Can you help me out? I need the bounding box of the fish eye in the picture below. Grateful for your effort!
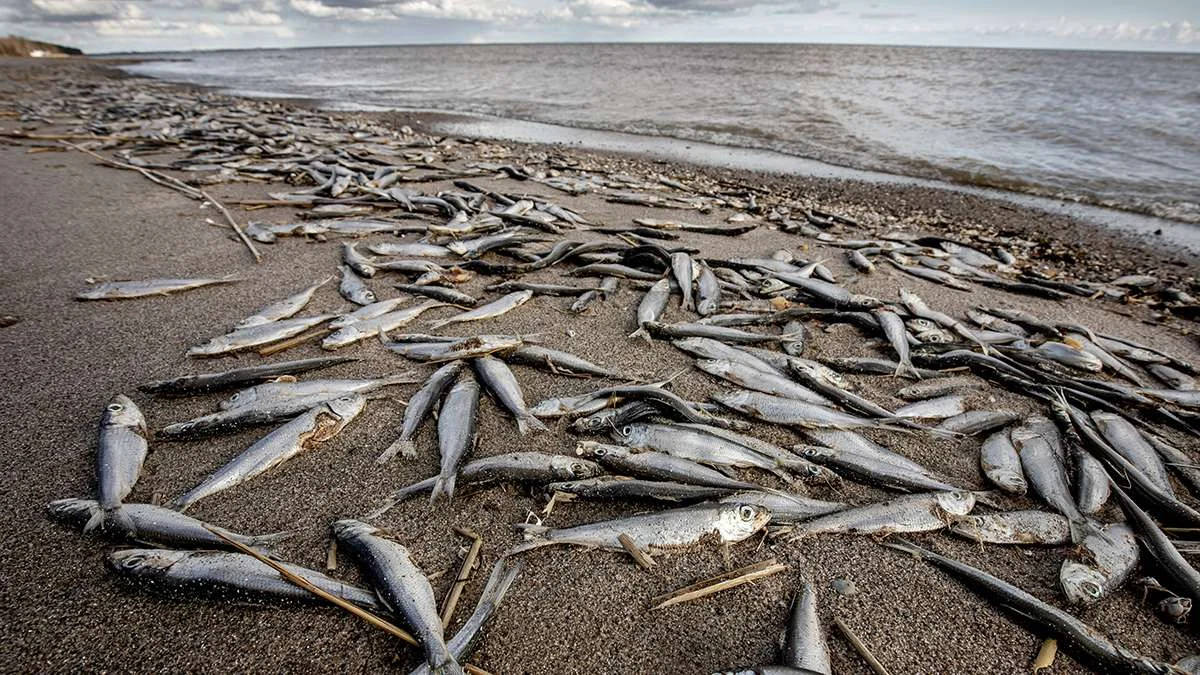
[107,403,124,412]
[593,447,607,456]
[807,466,822,476]
[570,462,587,475]
[621,425,632,436]
[1081,581,1102,598]
[738,505,756,521]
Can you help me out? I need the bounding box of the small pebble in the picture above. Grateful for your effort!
[831,578,858,596]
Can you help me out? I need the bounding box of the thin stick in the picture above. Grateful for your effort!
[441,528,483,628]
[833,617,890,675]
[618,534,656,570]
[3,130,117,141]
[257,328,333,357]
[60,141,202,199]
[201,525,419,646]
[651,559,785,609]
[200,188,263,263]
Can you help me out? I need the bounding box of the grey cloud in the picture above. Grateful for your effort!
[859,11,915,19]
[8,0,123,23]
[644,0,835,14]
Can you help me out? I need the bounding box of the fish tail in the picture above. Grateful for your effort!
[379,372,418,387]
[105,506,136,537]
[515,417,529,435]
[376,438,416,463]
[429,474,456,503]
[627,326,650,342]
[524,414,549,434]
[505,525,554,555]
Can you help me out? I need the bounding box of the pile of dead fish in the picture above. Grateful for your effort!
[19,72,1200,674]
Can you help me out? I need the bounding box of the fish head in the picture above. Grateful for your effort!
[326,394,367,419]
[551,456,604,480]
[797,445,835,463]
[575,441,630,460]
[989,471,1027,494]
[102,394,146,432]
[715,503,772,543]
[1159,596,1192,624]
[611,424,646,447]
[223,388,259,410]
[850,294,883,309]
[46,497,100,527]
[106,549,189,578]
[935,491,976,517]
[757,279,790,295]
[1060,561,1106,605]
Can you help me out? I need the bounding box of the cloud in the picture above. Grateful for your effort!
[9,0,125,23]
[859,11,915,20]
[969,18,1197,45]
[643,0,834,14]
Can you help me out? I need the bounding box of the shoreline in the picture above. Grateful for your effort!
[2,56,1199,674]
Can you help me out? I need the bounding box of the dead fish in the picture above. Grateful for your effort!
[1075,450,1111,515]
[629,278,672,341]
[546,477,732,503]
[1091,412,1174,496]
[473,356,547,434]
[718,492,846,526]
[873,308,917,377]
[785,491,974,540]
[368,242,452,257]
[1012,423,1090,540]
[219,373,411,411]
[614,422,807,481]
[1061,522,1139,605]
[394,284,479,307]
[48,498,293,551]
[936,410,1021,435]
[508,502,771,555]
[796,444,957,493]
[328,298,408,329]
[77,277,238,301]
[139,356,356,397]
[696,263,721,316]
[172,394,365,511]
[322,300,444,349]
[431,371,481,501]
[671,252,695,311]
[332,520,462,674]
[980,428,1026,495]
[898,378,976,401]
[577,441,759,491]
[714,389,890,430]
[571,276,619,313]
[507,345,621,379]
[367,452,602,517]
[105,548,386,612]
[93,394,149,533]
[949,510,1070,545]
[234,277,331,329]
[428,290,532,330]
[645,322,780,345]
[1032,341,1104,373]
[695,359,830,406]
[338,264,376,306]
[187,314,336,357]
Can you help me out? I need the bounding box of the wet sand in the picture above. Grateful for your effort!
[1,57,1198,674]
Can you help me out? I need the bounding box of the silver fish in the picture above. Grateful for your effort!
[173,394,366,510]
[105,548,385,611]
[48,498,292,551]
[342,242,378,278]
[980,428,1026,495]
[333,520,461,674]
[93,394,148,532]
[1091,412,1174,496]
[509,502,771,555]
[473,356,547,435]
[339,264,376,306]
[378,361,464,462]
[368,242,452,258]
[220,373,410,411]
[1061,523,1139,605]
[784,582,832,675]
[718,492,845,525]
[696,263,721,316]
[432,372,481,501]
[77,277,237,301]
[893,395,966,420]
[949,510,1070,545]
[328,298,407,329]
[1012,424,1089,539]
[408,559,522,675]
[629,278,672,341]
[187,314,336,357]
[427,290,532,330]
[577,441,759,491]
[671,251,695,311]
[873,308,917,377]
[322,300,444,349]
[695,359,830,405]
[936,410,1021,435]
[785,491,974,540]
[234,277,331,329]
[714,389,887,430]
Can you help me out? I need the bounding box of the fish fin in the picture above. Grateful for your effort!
[377,438,416,463]
[380,372,418,387]
[627,326,650,341]
[524,415,549,434]
[506,524,554,555]
[430,474,457,503]
[104,507,136,537]
[514,417,529,435]
[83,508,107,534]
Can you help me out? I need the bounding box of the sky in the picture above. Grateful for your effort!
[1,0,1196,54]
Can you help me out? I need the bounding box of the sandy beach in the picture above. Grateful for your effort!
[1,57,1198,674]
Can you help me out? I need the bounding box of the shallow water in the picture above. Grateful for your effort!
[123,43,1200,225]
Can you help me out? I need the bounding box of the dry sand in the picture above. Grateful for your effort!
[1,58,1198,674]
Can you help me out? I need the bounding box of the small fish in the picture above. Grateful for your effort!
[234,277,331,329]
[718,492,845,525]
[1012,423,1089,540]
[77,277,237,301]
[187,314,336,357]
[545,477,732,503]
[93,395,149,533]
[173,394,365,510]
[873,308,917,377]
[394,284,479,307]
[785,491,974,540]
[980,428,1026,495]
[936,410,1021,435]
[671,252,696,311]
[1091,412,1174,496]
[949,510,1069,545]
[509,502,771,555]
[322,300,444,349]
[1061,522,1139,605]
[105,548,386,611]
[893,395,965,420]
[333,521,462,674]
[577,441,759,491]
[629,278,672,341]
[338,264,376,306]
[341,242,378,278]
[368,242,451,257]
[428,290,532,330]
[696,264,721,316]
[714,389,888,430]
[407,560,522,675]
[473,356,547,434]
[139,356,356,397]
[328,298,407,329]
[48,498,293,551]
[432,372,481,501]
